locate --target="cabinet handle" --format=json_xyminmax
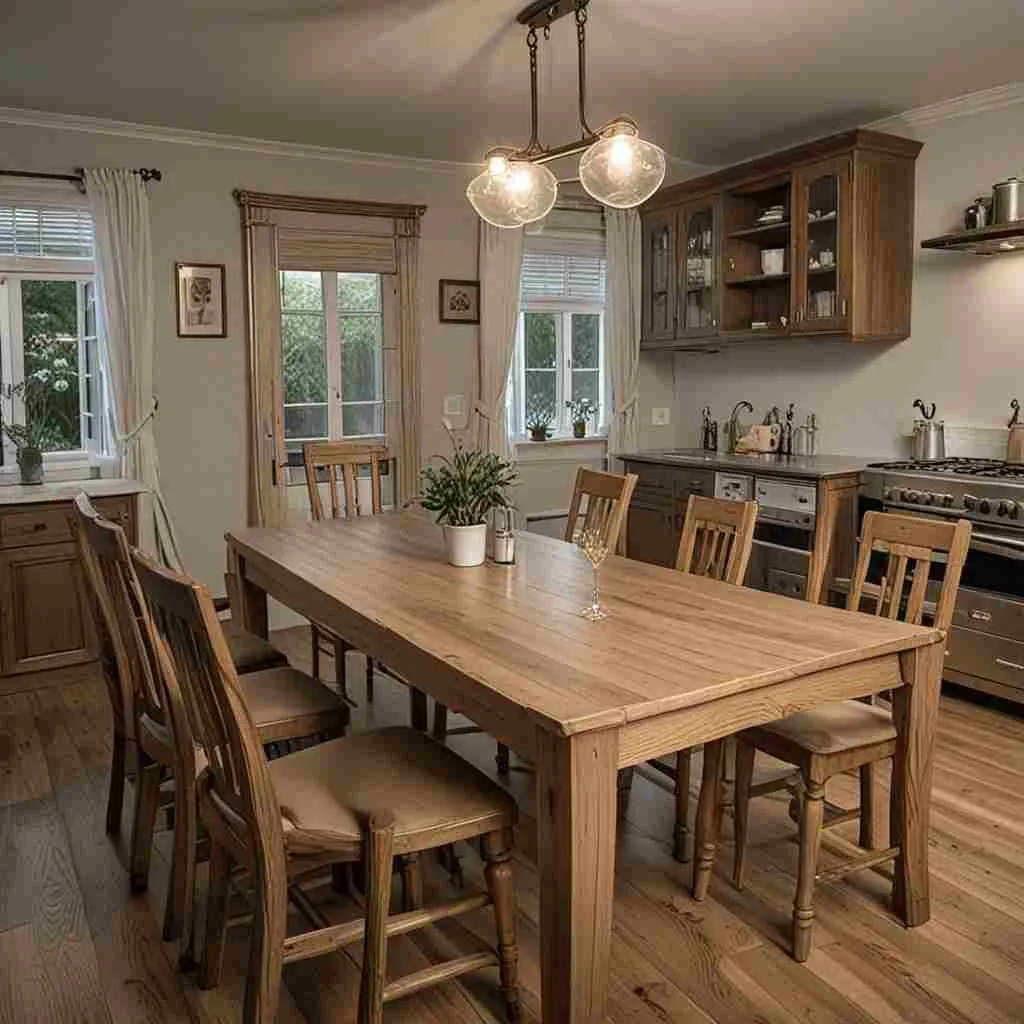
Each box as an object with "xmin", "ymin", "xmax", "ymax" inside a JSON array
[
  {"xmin": 711, "ymin": 318, "xmax": 718, "ymax": 328},
  {"xmin": 840, "ymin": 298, "xmax": 848, "ymax": 317},
  {"xmin": 968, "ymin": 609, "xmax": 992, "ymax": 622},
  {"xmin": 996, "ymin": 657, "xmax": 1024, "ymax": 672}
]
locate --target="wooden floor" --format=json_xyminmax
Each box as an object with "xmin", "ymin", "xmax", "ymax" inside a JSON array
[{"xmin": 2, "ymin": 625, "xmax": 1024, "ymax": 1023}]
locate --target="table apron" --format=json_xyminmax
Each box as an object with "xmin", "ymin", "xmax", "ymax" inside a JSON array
[{"xmin": 616, "ymin": 652, "xmax": 903, "ymax": 768}]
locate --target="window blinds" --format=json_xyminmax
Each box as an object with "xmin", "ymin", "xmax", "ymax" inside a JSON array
[
  {"xmin": 277, "ymin": 229, "xmax": 397, "ymax": 274},
  {"xmin": 520, "ymin": 251, "xmax": 607, "ymax": 304},
  {"xmin": 0, "ymin": 205, "xmax": 94, "ymax": 258}
]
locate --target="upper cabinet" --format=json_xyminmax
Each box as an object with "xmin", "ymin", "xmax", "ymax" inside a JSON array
[{"xmin": 640, "ymin": 130, "xmax": 922, "ymax": 350}]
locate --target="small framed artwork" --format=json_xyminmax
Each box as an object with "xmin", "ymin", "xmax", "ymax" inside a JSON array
[
  {"xmin": 175, "ymin": 262, "xmax": 226, "ymax": 338},
  {"xmin": 438, "ymin": 279, "xmax": 480, "ymax": 324}
]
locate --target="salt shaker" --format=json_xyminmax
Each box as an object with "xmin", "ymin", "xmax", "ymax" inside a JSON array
[{"xmin": 492, "ymin": 507, "xmax": 516, "ymax": 564}]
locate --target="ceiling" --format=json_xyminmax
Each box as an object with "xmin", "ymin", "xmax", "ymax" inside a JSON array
[{"xmin": 1, "ymin": 0, "xmax": 1021, "ymax": 171}]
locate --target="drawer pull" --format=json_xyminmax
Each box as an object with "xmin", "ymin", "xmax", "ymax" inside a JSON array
[
  {"xmin": 968, "ymin": 609, "xmax": 992, "ymax": 622},
  {"xmin": 995, "ymin": 658, "xmax": 1024, "ymax": 672},
  {"xmin": 15, "ymin": 522, "xmax": 48, "ymax": 534}
]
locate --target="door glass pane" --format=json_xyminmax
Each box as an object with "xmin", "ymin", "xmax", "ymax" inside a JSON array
[
  {"xmin": 805, "ymin": 174, "xmax": 839, "ymax": 321},
  {"xmin": 683, "ymin": 206, "xmax": 715, "ymax": 331},
  {"xmin": 342, "ymin": 402, "xmax": 384, "ymax": 437},
  {"xmin": 650, "ymin": 222, "xmax": 672, "ymax": 334},
  {"xmin": 339, "ymin": 315, "xmax": 383, "ymax": 402},
  {"xmin": 280, "ymin": 270, "xmax": 327, "ymax": 441},
  {"xmin": 337, "ymin": 272, "xmax": 381, "ymax": 312},
  {"xmin": 21, "ymin": 279, "xmax": 81, "ymax": 451},
  {"xmin": 571, "ymin": 314, "xmax": 599, "ymax": 368}
]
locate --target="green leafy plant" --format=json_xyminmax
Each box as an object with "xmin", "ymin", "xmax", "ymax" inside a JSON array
[
  {"xmin": 418, "ymin": 429, "xmax": 518, "ymax": 527},
  {"xmin": 566, "ymin": 397, "xmax": 596, "ymax": 425},
  {"xmin": 0, "ymin": 343, "xmax": 79, "ymax": 455},
  {"xmin": 525, "ymin": 393, "xmax": 554, "ymax": 440}
]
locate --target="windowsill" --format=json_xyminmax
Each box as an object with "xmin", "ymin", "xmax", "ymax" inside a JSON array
[
  {"xmin": 514, "ymin": 433, "xmax": 607, "ymax": 448},
  {"xmin": 0, "ymin": 454, "xmax": 116, "ymax": 485}
]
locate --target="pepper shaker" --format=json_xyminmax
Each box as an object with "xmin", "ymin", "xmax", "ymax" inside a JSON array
[{"xmin": 491, "ymin": 507, "xmax": 516, "ymax": 564}]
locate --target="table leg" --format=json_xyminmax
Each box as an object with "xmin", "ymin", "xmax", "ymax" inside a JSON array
[
  {"xmin": 692, "ymin": 738, "xmax": 724, "ymax": 901},
  {"xmin": 227, "ymin": 546, "xmax": 269, "ymax": 639},
  {"xmin": 891, "ymin": 641, "xmax": 944, "ymax": 926},
  {"xmin": 535, "ymin": 728, "xmax": 618, "ymax": 1023}
]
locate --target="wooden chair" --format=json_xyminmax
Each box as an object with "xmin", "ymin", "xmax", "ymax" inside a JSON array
[
  {"xmin": 694, "ymin": 511, "xmax": 971, "ymax": 962},
  {"xmin": 73, "ymin": 495, "xmax": 348, "ymax": 956},
  {"xmin": 302, "ymin": 442, "xmax": 393, "ymax": 705},
  {"xmin": 648, "ymin": 494, "xmax": 758, "ymax": 861},
  {"xmin": 481, "ymin": 466, "xmax": 639, "ymax": 777},
  {"xmin": 131, "ymin": 550, "xmax": 521, "ymax": 1024}
]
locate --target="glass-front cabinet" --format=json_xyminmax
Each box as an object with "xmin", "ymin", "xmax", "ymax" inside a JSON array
[
  {"xmin": 641, "ymin": 208, "xmax": 676, "ymax": 343},
  {"xmin": 677, "ymin": 199, "xmax": 720, "ymax": 338},
  {"xmin": 792, "ymin": 156, "xmax": 852, "ymax": 335}
]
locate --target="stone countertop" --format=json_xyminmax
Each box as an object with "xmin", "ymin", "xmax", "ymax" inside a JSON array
[
  {"xmin": 0, "ymin": 477, "xmax": 147, "ymax": 506},
  {"xmin": 619, "ymin": 449, "xmax": 883, "ymax": 480}
]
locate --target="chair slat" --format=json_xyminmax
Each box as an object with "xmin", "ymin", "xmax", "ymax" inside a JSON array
[
  {"xmin": 302, "ymin": 442, "xmax": 394, "ymax": 522},
  {"xmin": 563, "ymin": 468, "xmax": 638, "ymax": 556}
]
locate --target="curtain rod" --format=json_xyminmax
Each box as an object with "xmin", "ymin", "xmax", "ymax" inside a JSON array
[{"xmin": 0, "ymin": 167, "xmax": 163, "ymax": 194}]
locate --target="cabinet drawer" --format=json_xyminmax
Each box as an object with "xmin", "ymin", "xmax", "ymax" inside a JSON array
[
  {"xmin": 951, "ymin": 587, "xmax": 1024, "ymax": 641},
  {"xmin": 0, "ymin": 495, "xmax": 133, "ymax": 550},
  {"xmin": 946, "ymin": 627, "xmax": 1024, "ymax": 692}
]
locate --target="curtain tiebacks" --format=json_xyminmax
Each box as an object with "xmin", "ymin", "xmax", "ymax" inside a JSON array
[
  {"xmin": 613, "ymin": 392, "xmax": 639, "ymax": 419},
  {"xmin": 474, "ymin": 399, "xmax": 499, "ymax": 421},
  {"xmin": 117, "ymin": 396, "xmax": 159, "ymax": 445}
]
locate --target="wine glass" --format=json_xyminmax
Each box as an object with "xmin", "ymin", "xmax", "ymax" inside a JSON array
[{"xmin": 577, "ymin": 526, "xmax": 611, "ymax": 621}]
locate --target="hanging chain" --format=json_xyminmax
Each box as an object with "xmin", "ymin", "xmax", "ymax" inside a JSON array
[
  {"xmin": 525, "ymin": 24, "xmax": 541, "ymax": 152},
  {"xmin": 575, "ymin": 0, "xmax": 593, "ymax": 137}
]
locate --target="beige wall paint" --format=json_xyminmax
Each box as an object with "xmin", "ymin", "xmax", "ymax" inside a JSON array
[
  {"xmin": 0, "ymin": 120, "xmax": 482, "ymax": 588},
  {"xmin": 670, "ymin": 100, "xmax": 1024, "ymax": 457}
]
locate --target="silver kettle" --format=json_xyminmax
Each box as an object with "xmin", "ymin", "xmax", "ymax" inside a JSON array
[{"xmin": 912, "ymin": 399, "xmax": 945, "ymax": 461}]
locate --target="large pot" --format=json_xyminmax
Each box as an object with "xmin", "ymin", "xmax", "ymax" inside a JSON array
[
  {"xmin": 17, "ymin": 445, "xmax": 43, "ymax": 485},
  {"xmin": 443, "ymin": 523, "xmax": 487, "ymax": 567},
  {"xmin": 993, "ymin": 177, "xmax": 1023, "ymax": 225}
]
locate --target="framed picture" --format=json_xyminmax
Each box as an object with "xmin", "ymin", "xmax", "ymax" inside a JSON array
[
  {"xmin": 175, "ymin": 262, "xmax": 226, "ymax": 337},
  {"xmin": 439, "ymin": 279, "xmax": 480, "ymax": 324}
]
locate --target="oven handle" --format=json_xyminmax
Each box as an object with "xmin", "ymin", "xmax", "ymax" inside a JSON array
[{"xmin": 970, "ymin": 530, "xmax": 1024, "ymax": 561}]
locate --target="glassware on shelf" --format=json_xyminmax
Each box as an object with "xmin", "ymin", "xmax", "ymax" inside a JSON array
[{"xmin": 577, "ymin": 526, "xmax": 611, "ymax": 621}]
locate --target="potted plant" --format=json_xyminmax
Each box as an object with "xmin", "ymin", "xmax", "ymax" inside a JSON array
[
  {"xmin": 0, "ymin": 345, "xmax": 77, "ymax": 486},
  {"xmin": 566, "ymin": 397, "xmax": 596, "ymax": 438},
  {"xmin": 525, "ymin": 394, "xmax": 554, "ymax": 442},
  {"xmin": 418, "ymin": 432, "xmax": 518, "ymax": 567}
]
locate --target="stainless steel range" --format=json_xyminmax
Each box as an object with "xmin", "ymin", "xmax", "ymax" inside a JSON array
[{"xmin": 862, "ymin": 458, "xmax": 1024, "ymax": 704}]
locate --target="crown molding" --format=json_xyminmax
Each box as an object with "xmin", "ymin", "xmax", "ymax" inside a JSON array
[
  {"xmin": 866, "ymin": 80, "xmax": 1024, "ymax": 132},
  {"xmin": 0, "ymin": 105, "xmax": 479, "ymax": 175}
]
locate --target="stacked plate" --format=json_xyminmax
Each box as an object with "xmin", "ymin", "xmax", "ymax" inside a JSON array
[{"xmin": 756, "ymin": 205, "xmax": 786, "ymax": 225}]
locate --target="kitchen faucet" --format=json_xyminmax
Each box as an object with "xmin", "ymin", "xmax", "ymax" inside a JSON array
[{"xmin": 726, "ymin": 401, "xmax": 754, "ymax": 453}]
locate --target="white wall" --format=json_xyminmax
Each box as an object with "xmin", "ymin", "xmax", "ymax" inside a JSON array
[
  {"xmin": 670, "ymin": 97, "xmax": 1024, "ymax": 457},
  {"xmin": 0, "ymin": 116, "xmax": 482, "ymax": 588}
]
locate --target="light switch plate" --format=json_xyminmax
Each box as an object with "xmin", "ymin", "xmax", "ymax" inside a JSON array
[
  {"xmin": 652, "ymin": 407, "xmax": 670, "ymax": 426},
  {"xmin": 444, "ymin": 394, "xmax": 465, "ymax": 417}
]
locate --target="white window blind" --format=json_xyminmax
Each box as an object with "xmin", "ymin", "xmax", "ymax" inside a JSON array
[
  {"xmin": 520, "ymin": 251, "xmax": 606, "ymax": 305},
  {"xmin": 277, "ymin": 230, "xmax": 396, "ymax": 274},
  {"xmin": 0, "ymin": 206, "xmax": 94, "ymax": 259}
]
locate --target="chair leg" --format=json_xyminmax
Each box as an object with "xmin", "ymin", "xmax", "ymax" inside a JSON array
[
  {"xmin": 106, "ymin": 728, "xmax": 127, "ymax": 834},
  {"xmin": 482, "ymin": 828, "xmax": 520, "ymax": 1023},
  {"xmin": 366, "ymin": 657, "xmax": 375, "ymax": 702},
  {"xmin": 242, "ymin": 847, "xmax": 288, "ymax": 1024},
  {"xmin": 733, "ymin": 740, "xmax": 755, "ymax": 890},
  {"xmin": 496, "ymin": 743, "xmax": 510, "ymax": 775},
  {"xmin": 793, "ymin": 774, "xmax": 826, "ymax": 963},
  {"xmin": 358, "ymin": 814, "xmax": 396, "ymax": 1024},
  {"xmin": 200, "ymin": 840, "xmax": 232, "ymax": 990},
  {"xmin": 692, "ymin": 739, "xmax": 724, "ymax": 901},
  {"xmin": 432, "ymin": 702, "xmax": 449, "ymax": 742},
  {"xmin": 162, "ymin": 763, "xmax": 197, "ymax": 950},
  {"xmin": 617, "ymin": 766, "xmax": 635, "ymax": 818},
  {"xmin": 311, "ymin": 625, "xmax": 321, "ymax": 682},
  {"xmin": 129, "ymin": 752, "xmax": 162, "ymax": 893},
  {"xmin": 333, "ymin": 638, "xmax": 349, "ymax": 703},
  {"xmin": 859, "ymin": 762, "xmax": 880, "ymax": 850},
  {"xmin": 410, "ymin": 688, "xmax": 428, "ymax": 732},
  {"xmin": 673, "ymin": 747, "xmax": 692, "ymax": 863},
  {"xmin": 399, "ymin": 853, "xmax": 423, "ymax": 911}
]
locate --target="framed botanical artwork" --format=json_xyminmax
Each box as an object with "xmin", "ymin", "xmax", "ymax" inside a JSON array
[
  {"xmin": 438, "ymin": 278, "xmax": 480, "ymax": 324},
  {"xmin": 175, "ymin": 262, "xmax": 226, "ymax": 337}
]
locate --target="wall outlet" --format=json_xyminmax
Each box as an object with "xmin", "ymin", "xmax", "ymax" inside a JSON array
[
  {"xmin": 652, "ymin": 407, "xmax": 671, "ymax": 426},
  {"xmin": 443, "ymin": 394, "xmax": 465, "ymax": 418}
]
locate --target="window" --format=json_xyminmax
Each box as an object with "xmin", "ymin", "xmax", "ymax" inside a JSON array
[
  {"xmin": 510, "ymin": 250, "xmax": 607, "ymax": 438},
  {"xmin": 0, "ymin": 201, "xmax": 108, "ymax": 468},
  {"xmin": 280, "ymin": 270, "xmax": 385, "ymax": 447}
]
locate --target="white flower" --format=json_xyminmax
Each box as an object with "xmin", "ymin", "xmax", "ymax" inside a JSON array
[
  {"xmin": 53, "ymin": 357, "xmax": 69, "ymax": 369},
  {"xmin": 54, "ymin": 378, "xmax": 70, "ymax": 392},
  {"xmin": 33, "ymin": 369, "xmax": 51, "ymax": 382}
]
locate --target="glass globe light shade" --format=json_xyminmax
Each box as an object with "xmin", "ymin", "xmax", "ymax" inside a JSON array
[
  {"xmin": 466, "ymin": 158, "xmax": 558, "ymax": 228},
  {"xmin": 579, "ymin": 126, "xmax": 667, "ymax": 209}
]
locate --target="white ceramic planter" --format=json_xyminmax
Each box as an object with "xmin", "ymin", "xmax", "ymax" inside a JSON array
[{"xmin": 443, "ymin": 523, "xmax": 487, "ymax": 567}]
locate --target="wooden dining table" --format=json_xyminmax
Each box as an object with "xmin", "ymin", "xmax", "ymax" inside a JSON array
[{"xmin": 226, "ymin": 510, "xmax": 946, "ymax": 1024}]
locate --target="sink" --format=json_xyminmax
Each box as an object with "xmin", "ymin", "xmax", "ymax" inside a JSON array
[{"xmin": 662, "ymin": 448, "xmax": 717, "ymax": 459}]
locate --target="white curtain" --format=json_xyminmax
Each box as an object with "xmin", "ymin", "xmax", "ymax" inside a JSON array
[
  {"xmin": 605, "ymin": 208, "xmax": 642, "ymax": 456},
  {"xmin": 84, "ymin": 168, "xmax": 183, "ymax": 568},
  {"xmin": 475, "ymin": 221, "xmax": 524, "ymax": 458}
]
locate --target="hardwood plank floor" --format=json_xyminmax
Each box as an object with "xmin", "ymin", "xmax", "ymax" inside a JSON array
[{"xmin": 1, "ymin": 626, "xmax": 1023, "ymax": 1023}]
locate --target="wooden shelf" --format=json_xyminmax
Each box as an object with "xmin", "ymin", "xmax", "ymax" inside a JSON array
[
  {"xmin": 725, "ymin": 272, "xmax": 790, "ymax": 287},
  {"xmin": 807, "ymin": 212, "xmax": 838, "ymax": 225},
  {"xmin": 808, "ymin": 264, "xmax": 838, "ymax": 275},
  {"xmin": 728, "ymin": 220, "xmax": 790, "ymax": 240},
  {"xmin": 921, "ymin": 220, "xmax": 1024, "ymax": 255}
]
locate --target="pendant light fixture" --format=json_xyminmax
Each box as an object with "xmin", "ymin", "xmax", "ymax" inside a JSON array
[{"xmin": 466, "ymin": 0, "xmax": 666, "ymax": 227}]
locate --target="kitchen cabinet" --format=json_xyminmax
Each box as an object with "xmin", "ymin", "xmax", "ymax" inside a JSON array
[
  {"xmin": 640, "ymin": 129, "xmax": 922, "ymax": 349},
  {"xmin": 0, "ymin": 491, "xmax": 137, "ymax": 682}
]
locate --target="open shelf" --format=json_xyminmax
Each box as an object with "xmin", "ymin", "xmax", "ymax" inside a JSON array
[
  {"xmin": 725, "ymin": 272, "xmax": 790, "ymax": 287},
  {"xmin": 921, "ymin": 220, "xmax": 1024, "ymax": 255}
]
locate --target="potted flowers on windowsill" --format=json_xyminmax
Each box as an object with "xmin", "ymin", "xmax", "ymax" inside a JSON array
[
  {"xmin": 418, "ymin": 429, "xmax": 518, "ymax": 567},
  {"xmin": 0, "ymin": 349, "xmax": 78, "ymax": 486},
  {"xmin": 566, "ymin": 397, "xmax": 596, "ymax": 439},
  {"xmin": 525, "ymin": 394, "xmax": 554, "ymax": 442}
]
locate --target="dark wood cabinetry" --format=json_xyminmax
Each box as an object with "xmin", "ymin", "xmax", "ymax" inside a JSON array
[
  {"xmin": 0, "ymin": 493, "xmax": 137, "ymax": 682},
  {"xmin": 640, "ymin": 130, "xmax": 922, "ymax": 350}
]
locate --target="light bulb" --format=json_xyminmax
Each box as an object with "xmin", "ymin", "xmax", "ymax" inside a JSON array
[
  {"xmin": 466, "ymin": 159, "xmax": 558, "ymax": 228},
  {"xmin": 579, "ymin": 126, "xmax": 666, "ymax": 209}
]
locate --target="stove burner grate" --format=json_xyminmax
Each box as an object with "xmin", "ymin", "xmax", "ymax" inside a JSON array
[{"xmin": 867, "ymin": 458, "xmax": 1024, "ymax": 480}]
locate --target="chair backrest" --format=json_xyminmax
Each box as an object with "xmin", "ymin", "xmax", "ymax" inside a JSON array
[
  {"xmin": 131, "ymin": 549, "xmax": 283, "ymax": 872},
  {"xmin": 847, "ymin": 511, "xmax": 971, "ymax": 629},
  {"xmin": 73, "ymin": 493, "xmax": 162, "ymax": 730},
  {"xmin": 564, "ymin": 467, "xmax": 639, "ymax": 555},
  {"xmin": 675, "ymin": 494, "xmax": 758, "ymax": 585},
  {"xmin": 302, "ymin": 441, "xmax": 394, "ymax": 521}
]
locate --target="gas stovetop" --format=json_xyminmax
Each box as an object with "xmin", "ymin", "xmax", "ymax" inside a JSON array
[{"xmin": 862, "ymin": 459, "xmax": 1024, "ymax": 526}]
